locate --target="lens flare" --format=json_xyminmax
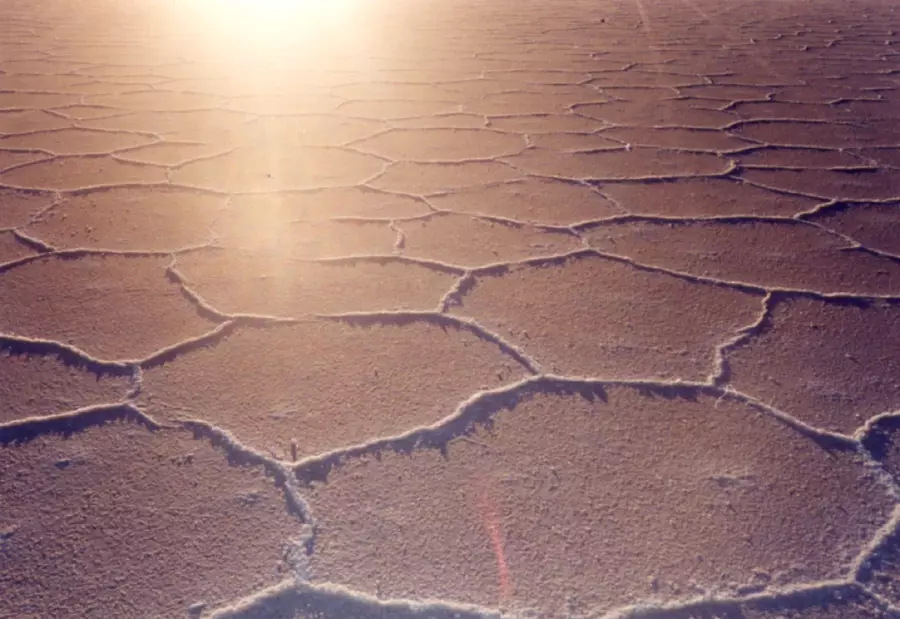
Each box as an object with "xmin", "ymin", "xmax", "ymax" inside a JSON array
[{"xmin": 475, "ymin": 476, "xmax": 513, "ymax": 603}]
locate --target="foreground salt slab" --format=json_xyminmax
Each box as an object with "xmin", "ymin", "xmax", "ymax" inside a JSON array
[
  {"xmin": 305, "ymin": 386, "xmax": 892, "ymax": 618},
  {"xmin": 0, "ymin": 353, "xmax": 129, "ymax": 424},
  {"xmin": 729, "ymin": 297, "xmax": 900, "ymax": 433},
  {"xmin": 809, "ymin": 203, "xmax": 900, "ymax": 257},
  {"xmin": 140, "ymin": 319, "xmax": 528, "ymax": 458},
  {"xmin": 0, "ymin": 255, "xmax": 217, "ymax": 360},
  {"xmin": 452, "ymin": 254, "xmax": 761, "ymax": 380},
  {"xmin": 0, "ymin": 423, "xmax": 302, "ymax": 619}
]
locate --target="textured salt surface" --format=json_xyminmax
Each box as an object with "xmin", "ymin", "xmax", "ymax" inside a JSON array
[{"xmin": 2, "ymin": 0, "xmax": 900, "ymax": 617}]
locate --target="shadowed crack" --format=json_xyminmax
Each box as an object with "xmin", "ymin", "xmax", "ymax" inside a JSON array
[
  {"xmin": 206, "ymin": 573, "xmax": 900, "ymax": 619},
  {"xmin": 439, "ymin": 271, "xmax": 477, "ymax": 311},
  {"xmin": 165, "ymin": 258, "xmax": 232, "ymax": 323},
  {"xmin": 0, "ymin": 401, "xmax": 161, "ymax": 446},
  {"xmin": 291, "ymin": 375, "xmax": 857, "ymax": 487},
  {"xmin": 0, "ymin": 242, "xmax": 218, "ymax": 274},
  {"xmin": 318, "ymin": 310, "xmax": 542, "ymax": 375},
  {"xmin": 604, "ymin": 581, "xmax": 890, "ymax": 619},
  {"xmin": 181, "ymin": 419, "xmax": 315, "ymax": 535},
  {"xmin": 139, "ymin": 320, "xmax": 239, "ymax": 368},
  {"xmin": 207, "ymin": 580, "xmax": 505, "ymax": 619},
  {"xmin": 854, "ymin": 505, "xmax": 900, "ymax": 582},
  {"xmin": 0, "ymin": 320, "xmax": 241, "ymax": 377},
  {"xmin": 710, "ymin": 291, "xmax": 775, "ymax": 386},
  {"xmin": 11, "ymin": 228, "xmax": 55, "ymax": 252},
  {"xmin": 0, "ymin": 332, "xmax": 134, "ymax": 375},
  {"xmin": 462, "ymin": 247, "xmax": 900, "ymax": 303}
]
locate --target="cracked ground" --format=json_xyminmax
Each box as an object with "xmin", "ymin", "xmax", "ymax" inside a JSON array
[{"xmin": 2, "ymin": 0, "xmax": 900, "ymax": 617}]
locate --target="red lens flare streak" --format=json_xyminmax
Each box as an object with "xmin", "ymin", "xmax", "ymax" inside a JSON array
[{"xmin": 473, "ymin": 475, "xmax": 513, "ymax": 604}]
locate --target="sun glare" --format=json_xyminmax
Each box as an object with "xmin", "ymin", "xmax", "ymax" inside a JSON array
[
  {"xmin": 211, "ymin": 0, "xmax": 355, "ymax": 28},
  {"xmin": 183, "ymin": 0, "xmax": 363, "ymax": 55},
  {"xmin": 172, "ymin": 0, "xmax": 375, "ymax": 72}
]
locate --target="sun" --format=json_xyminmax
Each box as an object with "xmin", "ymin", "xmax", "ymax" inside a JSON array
[
  {"xmin": 202, "ymin": 0, "xmax": 356, "ymax": 31},
  {"xmin": 179, "ymin": 0, "xmax": 366, "ymax": 65}
]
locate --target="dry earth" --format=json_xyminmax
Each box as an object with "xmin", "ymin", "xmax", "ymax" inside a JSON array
[{"xmin": 2, "ymin": 0, "xmax": 900, "ymax": 617}]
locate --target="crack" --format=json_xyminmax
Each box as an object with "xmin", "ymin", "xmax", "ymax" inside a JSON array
[
  {"xmin": 0, "ymin": 319, "xmax": 242, "ymax": 376},
  {"xmin": 544, "ymin": 247, "xmax": 900, "ymax": 303},
  {"xmin": 860, "ymin": 589, "xmax": 900, "ymax": 618},
  {"xmin": 574, "ymin": 212, "xmax": 806, "ymax": 231},
  {"xmin": 710, "ymin": 291, "xmax": 775, "ymax": 387},
  {"xmin": 204, "ymin": 554, "xmax": 900, "ymax": 619},
  {"xmin": 739, "ymin": 175, "xmax": 900, "ymax": 204},
  {"xmin": 467, "ymin": 247, "xmax": 768, "ymax": 297},
  {"xmin": 180, "ymin": 419, "xmax": 315, "ymax": 531},
  {"xmin": 0, "ymin": 332, "xmax": 133, "ymax": 375},
  {"xmin": 301, "ymin": 253, "xmax": 467, "ymax": 275},
  {"xmin": 207, "ymin": 579, "xmax": 504, "ymax": 619},
  {"xmin": 389, "ymin": 220, "xmax": 407, "ymax": 253},
  {"xmin": 11, "ymin": 227, "xmax": 55, "ymax": 252},
  {"xmin": 0, "ymin": 401, "xmax": 162, "ymax": 446},
  {"xmin": 0, "ymin": 242, "xmax": 218, "ymax": 274},
  {"xmin": 855, "ymin": 411, "xmax": 900, "ymax": 503},
  {"xmin": 127, "ymin": 364, "xmax": 143, "ymax": 399},
  {"xmin": 139, "ymin": 321, "xmax": 238, "ymax": 369},
  {"xmin": 438, "ymin": 271, "xmax": 476, "ymax": 312},
  {"xmin": 63, "ymin": 181, "xmax": 233, "ymax": 197},
  {"xmin": 0, "ymin": 179, "xmax": 173, "ymax": 194},
  {"xmin": 291, "ymin": 375, "xmax": 855, "ymax": 487},
  {"xmin": 853, "ymin": 504, "xmax": 900, "ymax": 582},
  {"xmin": 727, "ymin": 389, "xmax": 860, "ymax": 451},
  {"xmin": 317, "ymin": 310, "xmax": 542, "ymax": 375},
  {"xmin": 164, "ymin": 256, "xmax": 232, "ymax": 323},
  {"xmin": 601, "ymin": 581, "xmax": 880, "ymax": 619}
]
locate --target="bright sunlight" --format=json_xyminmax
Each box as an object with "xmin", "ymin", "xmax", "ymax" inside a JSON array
[{"xmin": 177, "ymin": 0, "xmax": 369, "ymax": 65}]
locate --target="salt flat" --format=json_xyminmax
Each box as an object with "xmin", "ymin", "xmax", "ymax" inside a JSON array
[{"xmin": 1, "ymin": 0, "xmax": 900, "ymax": 617}]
